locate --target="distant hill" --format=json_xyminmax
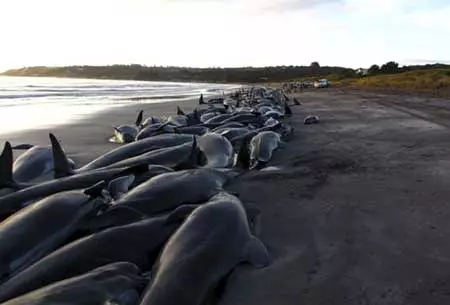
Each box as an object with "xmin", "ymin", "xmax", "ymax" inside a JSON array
[{"xmin": 1, "ymin": 64, "xmax": 356, "ymax": 83}]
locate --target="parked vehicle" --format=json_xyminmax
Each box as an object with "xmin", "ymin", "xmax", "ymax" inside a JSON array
[{"xmin": 314, "ymin": 79, "xmax": 330, "ymax": 88}]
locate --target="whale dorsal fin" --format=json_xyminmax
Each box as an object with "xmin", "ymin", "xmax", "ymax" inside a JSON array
[
  {"xmin": 174, "ymin": 136, "xmax": 199, "ymax": 171},
  {"xmin": 49, "ymin": 133, "xmax": 75, "ymax": 178},
  {"xmin": 177, "ymin": 106, "xmax": 185, "ymax": 116},
  {"xmin": 284, "ymin": 101, "xmax": 292, "ymax": 116},
  {"xmin": 0, "ymin": 141, "xmax": 16, "ymax": 188}
]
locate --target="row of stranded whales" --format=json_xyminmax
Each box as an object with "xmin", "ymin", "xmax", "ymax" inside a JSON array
[{"xmin": 0, "ymin": 86, "xmax": 308, "ymax": 305}]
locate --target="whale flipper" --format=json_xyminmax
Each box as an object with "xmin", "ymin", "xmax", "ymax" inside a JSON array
[
  {"xmin": 135, "ymin": 110, "xmax": 144, "ymax": 128},
  {"xmin": 107, "ymin": 175, "xmax": 135, "ymax": 200},
  {"xmin": 242, "ymin": 236, "xmax": 270, "ymax": 268},
  {"xmin": 11, "ymin": 144, "xmax": 34, "ymax": 150},
  {"xmin": 177, "ymin": 106, "xmax": 185, "ymax": 116},
  {"xmin": 165, "ymin": 204, "xmax": 199, "ymax": 224},
  {"xmin": 49, "ymin": 133, "xmax": 75, "ymax": 178},
  {"xmin": 84, "ymin": 181, "xmax": 106, "ymax": 198}
]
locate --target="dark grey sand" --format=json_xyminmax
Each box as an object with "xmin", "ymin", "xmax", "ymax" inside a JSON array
[{"xmin": 3, "ymin": 90, "xmax": 450, "ymax": 304}]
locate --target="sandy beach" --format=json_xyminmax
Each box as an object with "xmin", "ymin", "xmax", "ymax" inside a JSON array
[{"xmin": 3, "ymin": 89, "xmax": 450, "ymax": 304}]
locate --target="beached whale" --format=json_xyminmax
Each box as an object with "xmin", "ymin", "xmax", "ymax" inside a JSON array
[
  {"xmin": 106, "ymin": 168, "xmax": 234, "ymax": 217},
  {"xmin": 217, "ymin": 127, "xmax": 251, "ymax": 141},
  {"xmin": 0, "ymin": 207, "xmax": 196, "ymax": 303},
  {"xmin": 0, "ymin": 142, "xmax": 35, "ymax": 197},
  {"xmin": 113, "ymin": 125, "xmax": 139, "ymax": 143},
  {"xmin": 200, "ymin": 112, "xmax": 221, "ymax": 123},
  {"xmin": 0, "ymin": 181, "xmax": 105, "ymax": 284},
  {"xmin": 1, "ymin": 262, "xmax": 146, "ymax": 305},
  {"xmin": 249, "ymin": 131, "xmax": 282, "ymax": 170},
  {"xmin": 198, "ymin": 133, "xmax": 234, "ymax": 168},
  {"xmin": 52, "ymin": 133, "xmax": 194, "ymax": 174},
  {"xmin": 218, "ymin": 112, "xmax": 264, "ymax": 127},
  {"xmin": 138, "ymin": 192, "xmax": 270, "ymax": 305},
  {"xmin": 204, "ymin": 114, "xmax": 234, "ymax": 125},
  {"xmin": 211, "ymin": 122, "xmax": 246, "ymax": 132},
  {"xmin": 141, "ymin": 116, "xmax": 163, "ymax": 128},
  {"xmin": 174, "ymin": 126, "xmax": 210, "ymax": 136},
  {"xmin": 111, "ymin": 110, "xmax": 143, "ymax": 144},
  {"xmin": 101, "ymin": 137, "xmax": 198, "ymax": 171},
  {"xmin": 12, "ymin": 145, "xmax": 76, "ymax": 183},
  {"xmin": 167, "ymin": 115, "xmax": 188, "ymax": 127},
  {"xmin": 135, "ymin": 122, "xmax": 176, "ymax": 141}
]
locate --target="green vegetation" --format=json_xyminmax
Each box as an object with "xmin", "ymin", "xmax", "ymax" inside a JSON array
[
  {"xmin": 365, "ymin": 62, "xmax": 450, "ymax": 76},
  {"xmin": 1, "ymin": 63, "xmax": 355, "ymax": 84}
]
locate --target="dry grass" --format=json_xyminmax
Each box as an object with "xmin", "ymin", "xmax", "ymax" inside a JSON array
[
  {"xmin": 270, "ymin": 68, "xmax": 450, "ymax": 98},
  {"xmin": 346, "ymin": 68, "xmax": 450, "ymax": 96}
]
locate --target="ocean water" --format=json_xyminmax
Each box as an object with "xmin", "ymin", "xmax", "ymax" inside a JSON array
[{"xmin": 0, "ymin": 76, "xmax": 239, "ymax": 135}]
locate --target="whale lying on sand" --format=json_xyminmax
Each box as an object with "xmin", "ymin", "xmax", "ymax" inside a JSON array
[
  {"xmin": 1, "ymin": 262, "xmax": 146, "ymax": 305},
  {"xmin": 0, "ymin": 206, "xmax": 196, "ymax": 303},
  {"xmin": 139, "ymin": 192, "xmax": 270, "ymax": 305},
  {"xmin": 0, "ymin": 181, "xmax": 106, "ymax": 284}
]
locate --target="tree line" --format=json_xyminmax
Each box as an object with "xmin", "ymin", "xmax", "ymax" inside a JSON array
[
  {"xmin": 3, "ymin": 62, "xmax": 449, "ymax": 83},
  {"xmin": 366, "ymin": 62, "xmax": 450, "ymax": 76},
  {"xmin": 2, "ymin": 64, "xmax": 356, "ymax": 83}
]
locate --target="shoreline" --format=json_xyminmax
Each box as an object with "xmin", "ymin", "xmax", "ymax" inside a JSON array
[
  {"xmin": 0, "ymin": 97, "xmax": 201, "ymax": 165},
  {"xmin": 0, "ymin": 74, "xmax": 245, "ymax": 87}
]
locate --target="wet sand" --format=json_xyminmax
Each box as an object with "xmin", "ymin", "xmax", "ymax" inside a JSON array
[
  {"xmin": 3, "ymin": 89, "xmax": 450, "ymax": 304},
  {"xmin": 0, "ymin": 99, "xmax": 201, "ymax": 163}
]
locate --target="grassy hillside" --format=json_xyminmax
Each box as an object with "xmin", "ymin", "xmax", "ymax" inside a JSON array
[
  {"xmin": 1, "ymin": 65, "xmax": 355, "ymax": 84},
  {"xmin": 345, "ymin": 68, "xmax": 450, "ymax": 96}
]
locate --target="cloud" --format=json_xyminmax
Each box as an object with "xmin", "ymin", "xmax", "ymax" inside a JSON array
[
  {"xmin": 343, "ymin": 0, "xmax": 450, "ymax": 15},
  {"xmin": 164, "ymin": 0, "xmax": 344, "ymax": 12},
  {"xmin": 263, "ymin": 0, "xmax": 344, "ymax": 11},
  {"xmin": 404, "ymin": 59, "xmax": 450, "ymax": 65}
]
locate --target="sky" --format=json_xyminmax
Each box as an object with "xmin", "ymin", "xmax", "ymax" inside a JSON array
[{"xmin": 0, "ymin": 0, "xmax": 449, "ymax": 71}]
